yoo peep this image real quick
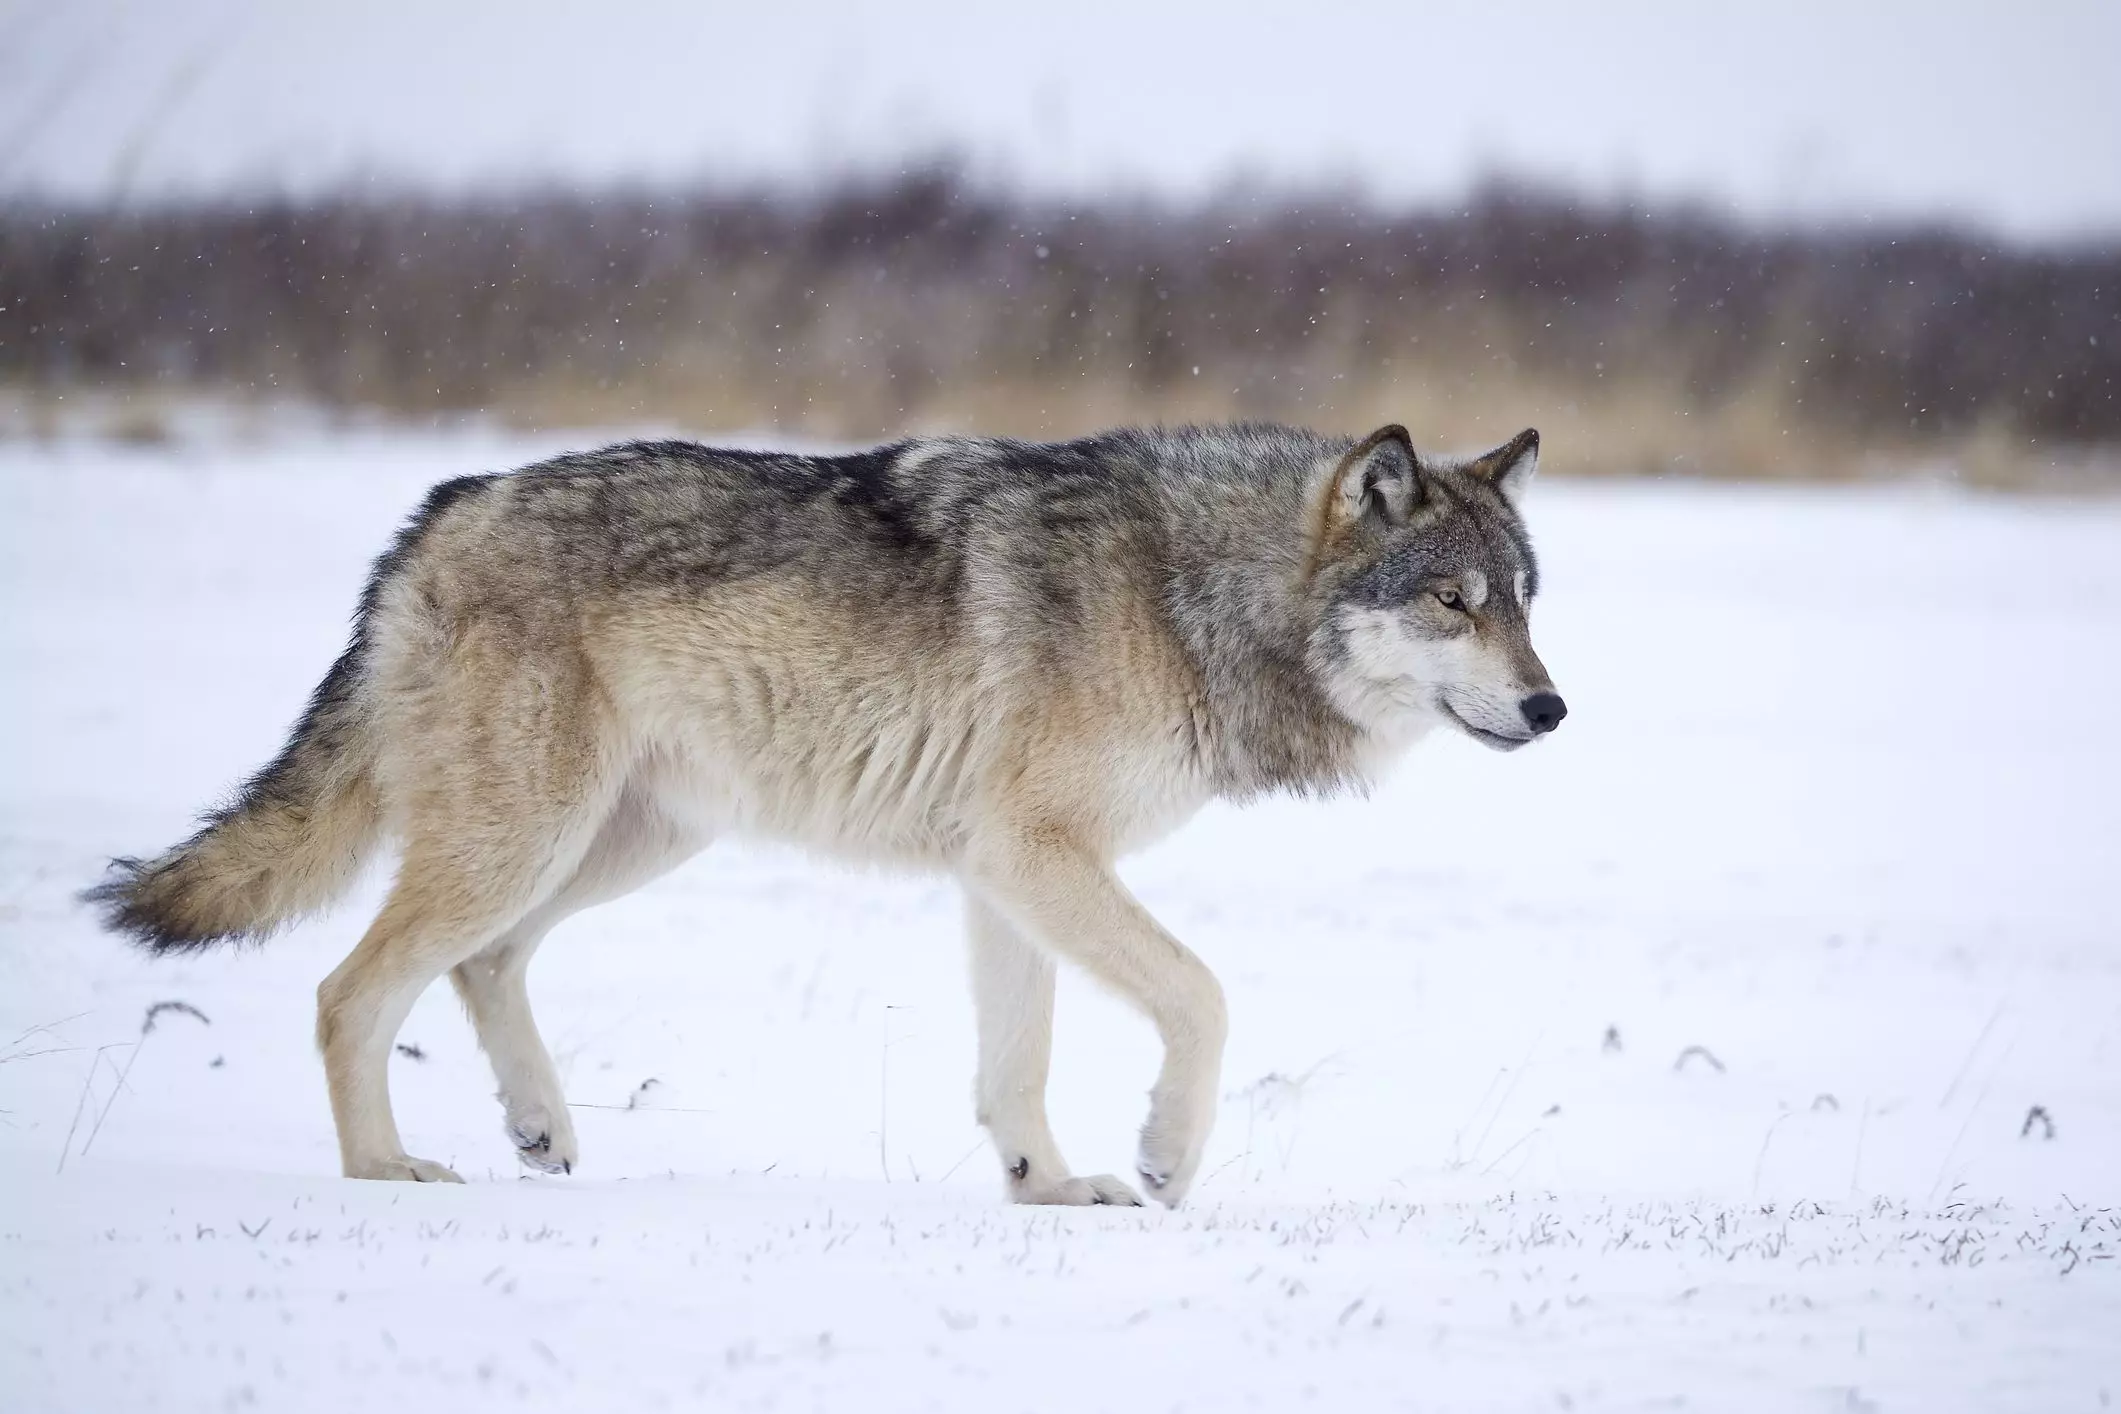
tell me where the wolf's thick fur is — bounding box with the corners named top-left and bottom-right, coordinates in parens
top-left (87, 423), bottom-right (1562, 1201)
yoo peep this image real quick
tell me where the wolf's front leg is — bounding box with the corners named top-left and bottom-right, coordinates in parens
top-left (966, 834), bottom-right (1227, 1207)
top-left (965, 894), bottom-right (1144, 1206)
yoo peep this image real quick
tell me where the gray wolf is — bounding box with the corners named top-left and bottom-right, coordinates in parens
top-left (85, 422), bottom-right (1565, 1205)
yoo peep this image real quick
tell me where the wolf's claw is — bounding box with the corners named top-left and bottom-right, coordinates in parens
top-left (507, 1112), bottom-right (577, 1174)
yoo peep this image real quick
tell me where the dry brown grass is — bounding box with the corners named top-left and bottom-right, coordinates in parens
top-left (12, 368), bottom-right (2108, 495)
top-left (6, 176), bottom-right (2115, 489)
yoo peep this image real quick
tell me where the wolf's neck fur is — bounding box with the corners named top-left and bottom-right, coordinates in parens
top-left (1149, 438), bottom-right (1368, 802)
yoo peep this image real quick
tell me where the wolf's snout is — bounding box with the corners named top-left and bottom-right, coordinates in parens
top-left (1520, 692), bottom-right (1567, 735)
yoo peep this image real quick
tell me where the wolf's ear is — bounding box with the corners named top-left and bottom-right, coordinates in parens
top-left (1333, 424), bottom-right (1421, 527)
top-left (1467, 428), bottom-right (1539, 506)
top-left (1302, 425), bottom-right (1421, 580)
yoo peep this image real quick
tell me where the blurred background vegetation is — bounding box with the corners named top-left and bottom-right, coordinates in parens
top-left (7, 174), bottom-right (2117, 485)
top-left (4, 2), bottom-right (2118, 486)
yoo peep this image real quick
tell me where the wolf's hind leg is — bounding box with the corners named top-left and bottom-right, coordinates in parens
top-left (317, 724), bottom-right (623, 1181)
top-left (966, 894), bottom-right (1143, 1206)
top-left (450, 936), bottom-right (572, 1175)
top-left (967, 833), bottom-right (1227, 1208)
top-left (318, 835), bottom-right (583, 1183)
top-left (453, 784), bottom-right (706, 1174)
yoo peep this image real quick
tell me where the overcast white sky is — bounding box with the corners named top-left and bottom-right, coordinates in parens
top-left (4, 0), bottom-right (2118, 241)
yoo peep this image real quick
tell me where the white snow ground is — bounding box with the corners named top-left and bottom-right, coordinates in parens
top-left (2, 430), bottom-right (2117, 1412)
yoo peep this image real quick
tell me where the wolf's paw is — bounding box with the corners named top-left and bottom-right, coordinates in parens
top-left (1013, 1172), bottom-right (1145, 1207)
top-left (1137, 1118), bottom-right (1208, 1208)
top-left (506, 1106), bottom-right (578, 1175)
top-left (1135, 1161), bottom-right (1181, 1206)
top-left (349, 1155), bottom-right (464, 1183)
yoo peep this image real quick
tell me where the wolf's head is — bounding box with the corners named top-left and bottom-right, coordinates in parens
top-left (1304, 425), bottom-right (1564, 752)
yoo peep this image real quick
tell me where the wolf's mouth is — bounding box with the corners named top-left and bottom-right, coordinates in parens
top-left (1439, 701), bottom-right (1533, 753)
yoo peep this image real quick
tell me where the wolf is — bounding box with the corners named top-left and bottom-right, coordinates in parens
top-left (86, 422), bottom-right (1565, 1205)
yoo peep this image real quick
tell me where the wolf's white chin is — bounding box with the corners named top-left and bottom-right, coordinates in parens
top-left (1438, 701), bottom-right (1533, 752)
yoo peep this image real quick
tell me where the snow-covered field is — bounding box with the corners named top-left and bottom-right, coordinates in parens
top-left (3, 430), bottom-right (2117, 1411)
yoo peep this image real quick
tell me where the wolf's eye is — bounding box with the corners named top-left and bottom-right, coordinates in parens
top-left (1435, 588), bottom-right (1467, 612)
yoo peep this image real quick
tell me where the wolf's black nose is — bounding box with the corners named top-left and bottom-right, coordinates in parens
top-left (1520, 692), bottom-right (1567, 734)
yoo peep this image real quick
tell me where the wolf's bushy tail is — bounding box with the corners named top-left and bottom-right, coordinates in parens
top-left (85, 640), bottom-right (385, 953)
top-left (84, 471), bottom-right (504, 953)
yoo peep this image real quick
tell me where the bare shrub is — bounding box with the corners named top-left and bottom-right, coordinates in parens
top-left (4, 173), bottom-right (2114, 482)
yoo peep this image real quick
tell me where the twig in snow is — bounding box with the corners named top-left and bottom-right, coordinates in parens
top-left (394, 1042), bottom-right (426, 1061)
top-left (1480, 1125), bottom-right (1546, 1178)
top-left (3, 1012), bottom-right (91, 1062)
top-left (1447, 1067), bottom-right (1508, 1169)
top-left (0, 1044), bottom-right (85, 1065)
top-left (936, 1138), bottom-right (986, 1185)
top-left (1849, 1098), bottom-right (1871, 1198)
top-left (1928, 1034), bottom-right (2018, 1203)
top-left (1464, 1028), bottom-right (1546, 1169)
top-left (1939, 1002), bottom-right (2005, 1110)
top-left (141, 1001), bottom-right (209, 1034)
top-left (56, 1043), bottom-right (130, 1174)
top-left (1752, 1111), bottom-right (1798, 1196)
top-left (2020, 1105), bottom-right (2055, 1140)
top-left (1674, 1045), bottom-right (1725, 1074)
top-left (1194, 1149), bottom-right (1250, 1193)
top-left (79, 1001), bottom-right (210, 1160)
top-left (1233, 1057), bottom-right (1338, 1173)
